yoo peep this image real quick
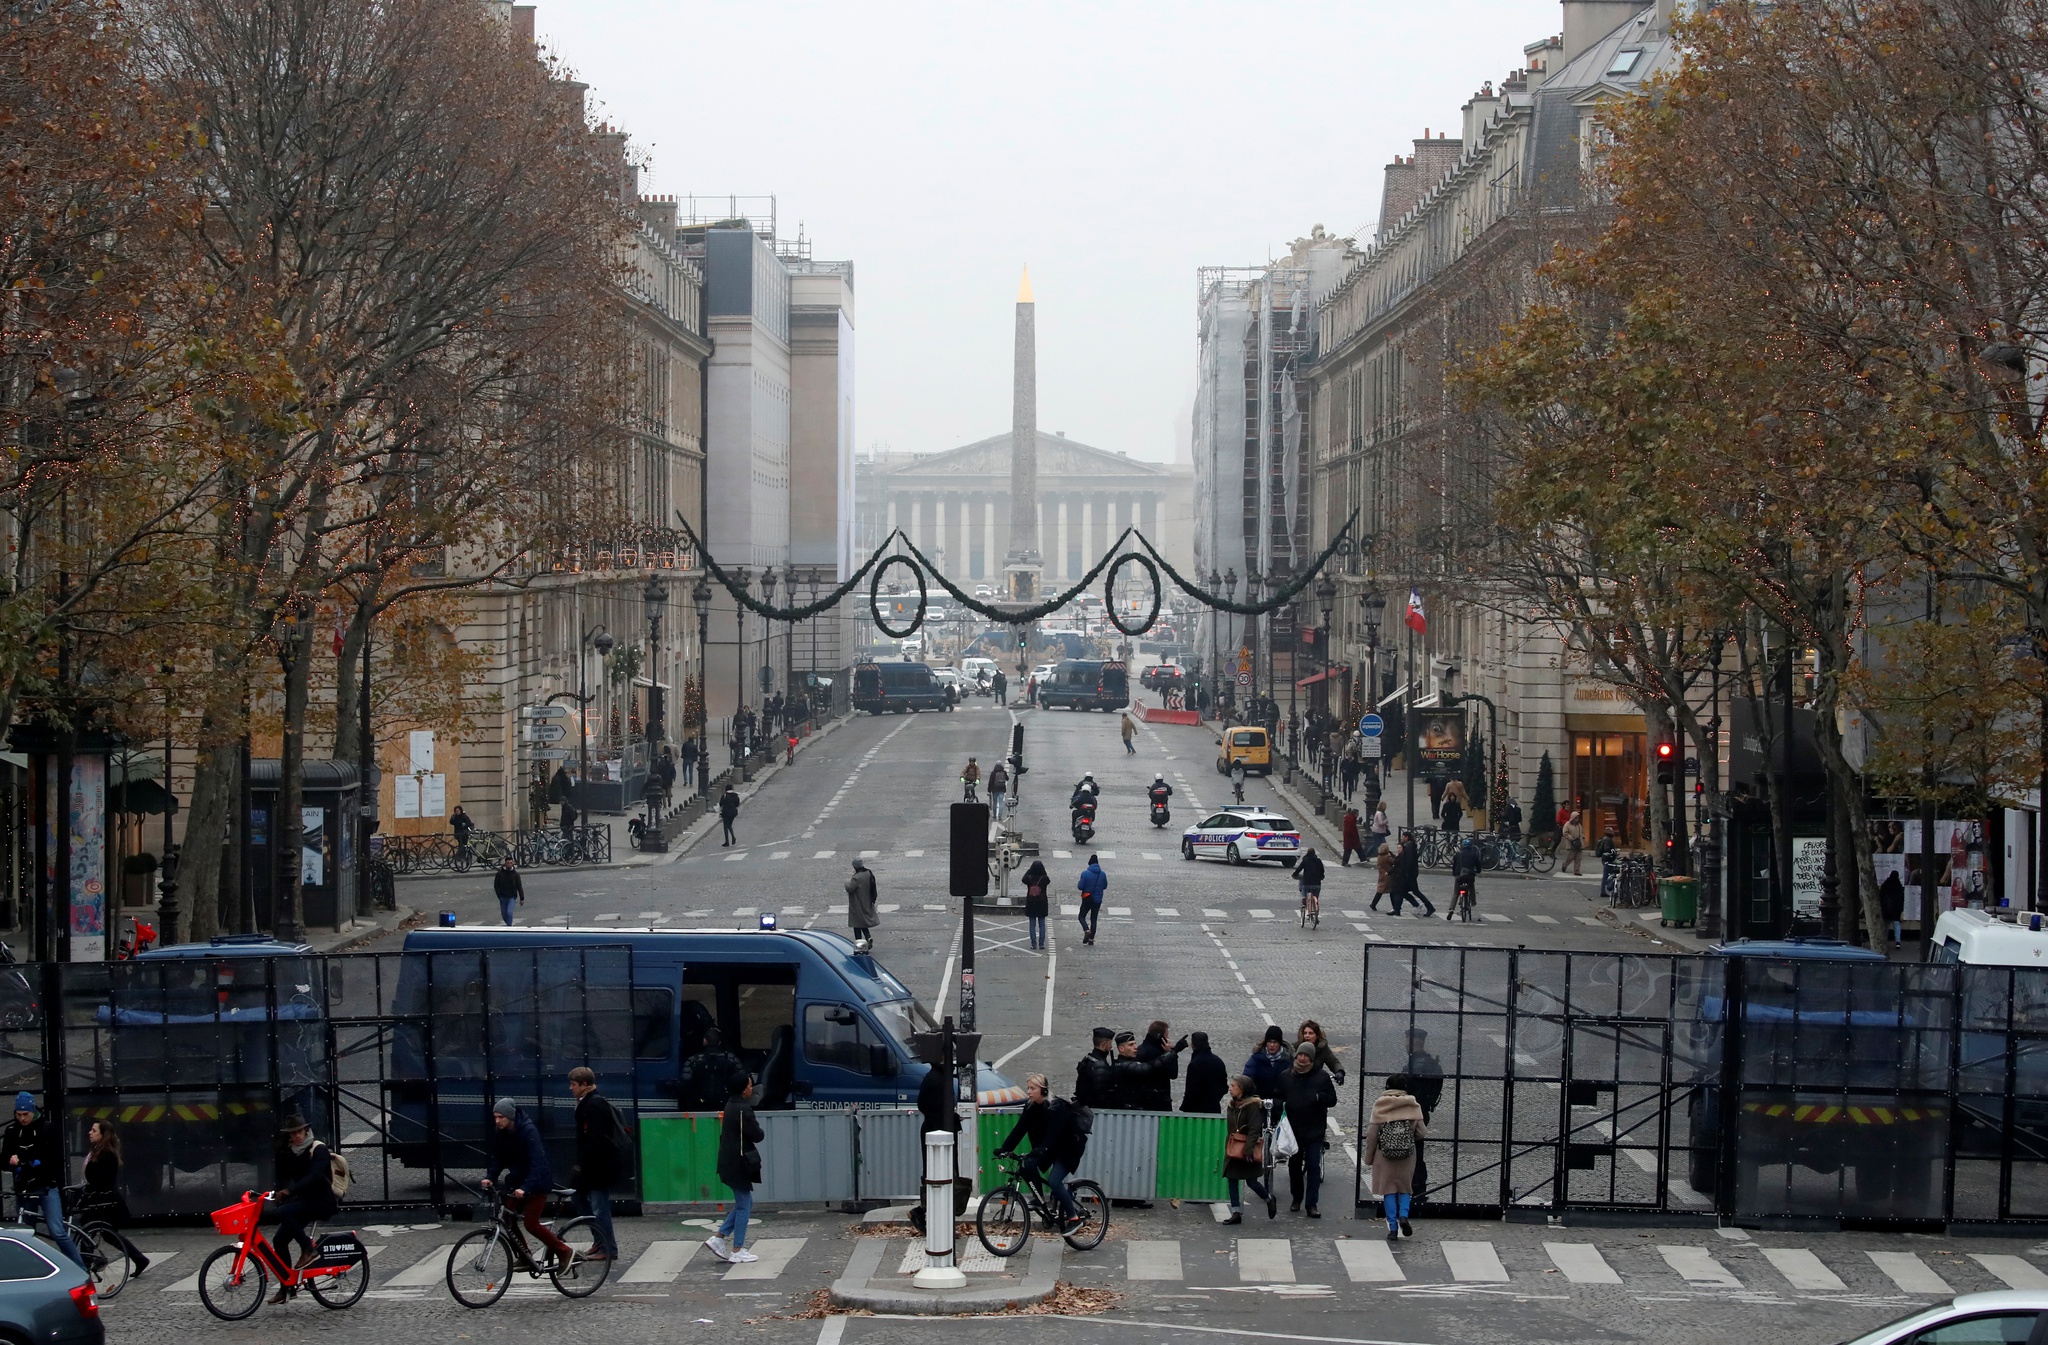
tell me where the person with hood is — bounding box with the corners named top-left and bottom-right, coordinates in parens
top-left (1075, 854), bottom-right (1108, 946)
top-left (719, 783), bottom-right (742, 847)
top-left (1366, 1080), bottom-right (1428, 1240)
top-left (1103, 1031), bottom-right (1173, 1110)
top-left (994, 1074), bottom-right (1086, 1231)
top-left (1134, 1021), bottom-right (1187, 1110)
top-left (2, 1092), bottom-right (80, 1270)
top-left (707, 1073), bottom-right (763, 1263)
top-left (1073, 1027), bottom-right (1115, 1107)
top-left (487, 1098), bottom-right (573, 1269)
top-left (1221, 1075), bottom-right (1276, 1224)
top-left (1295, 847), bottom-right (1326, 926)
top-left (1880, 867), bottom-right (1906, 948)
top-left (1341, 808), bottom-right (1367, 867)
top-left (1241, 1025), bottom-right (1292, 1106)
top-left (493, 857), bottom-right (525, 926)
top-left (1179, 1032), bottom-right (1229, 1114)
top-left (1020, 857), bottom-right (1051, 949)
top-left (845, 859), bottom-right (881, 951)
top-left (1274, 1044), bottom-right (1338, 1217)
top-left (1440, 787), bottom-right (1464, 834)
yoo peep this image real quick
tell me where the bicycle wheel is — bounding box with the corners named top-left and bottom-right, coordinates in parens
top-left (445, 1227), bottom-right (513, 1308)
top-left (76, 1224), bottom-right (128, 1301)
top-left (1530, 845), bottom-right (1556, 875)
top-left (550, 1216), bottom-right (610, 1298)
top-left (198, 1244), bottom-right (268, 1321)
top-left (1062, 1181), bottom-right (1109, 1251)
top-left (975, 1185), bottom-right (1031, 1257)
top-left (452, 847), bottom-right (472, 874)
top-left (309, 1250), bottom-right (370, 1309)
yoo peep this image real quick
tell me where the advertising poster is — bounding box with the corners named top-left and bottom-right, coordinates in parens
top-left (1416, 707), bottom-right (1467, 781)
top-left (301, 806), bottom-right (326, 887)
top-left (1791, 835), bottom-right (1828, 920)
top-left (67, 757), bottom-right (106, 962)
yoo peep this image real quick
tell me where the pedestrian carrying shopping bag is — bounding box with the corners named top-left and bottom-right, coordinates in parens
top-left (1271, 1115), bottom-right (1300, 1162)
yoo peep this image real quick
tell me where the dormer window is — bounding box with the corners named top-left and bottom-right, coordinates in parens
top-left (1607, 48), bottom-right (1642, 76)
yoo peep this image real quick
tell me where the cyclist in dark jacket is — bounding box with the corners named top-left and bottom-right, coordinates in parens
top-left (486, 1100), bottom-right (572, 1267)
top-left (995, 1074), bottom-right (1085, 1228)
top-left (1451, 837), bottom-right (1482, 918)
top-left (265, 1111), bottom-right (339, 1296)
top-left (3, 1093), bottom-right (80, 1270)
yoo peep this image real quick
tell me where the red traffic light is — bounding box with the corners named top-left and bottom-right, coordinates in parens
top-left (1656, 741), bottom-right (1675, 760)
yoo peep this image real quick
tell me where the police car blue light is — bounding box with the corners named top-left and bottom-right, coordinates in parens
top-left (1179, 809), bottom-right (1302, 867)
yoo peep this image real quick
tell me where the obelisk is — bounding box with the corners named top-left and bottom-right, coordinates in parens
top-left (1004, 266), bottom-right (1041, 600)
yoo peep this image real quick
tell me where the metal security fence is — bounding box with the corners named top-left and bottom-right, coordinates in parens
top-left (1356, 944), bottom-right (2048, 1228)
top-left (378, 827), bottom-right (613, 874)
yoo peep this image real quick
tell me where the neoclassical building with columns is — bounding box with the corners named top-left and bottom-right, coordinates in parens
top-left (855, 431), bottom-right (1193, 587)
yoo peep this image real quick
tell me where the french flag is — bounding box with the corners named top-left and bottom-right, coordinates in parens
top-left (1406, 589), bottom-right (1428, 634)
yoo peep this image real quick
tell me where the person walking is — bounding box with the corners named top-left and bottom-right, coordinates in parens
top-left (707, 1072), bottom-right (763, 1263)
top-left (1341, 808), bottom-right (1367, 867)
top-left (1135, 1021), bottom-right (1187, 1110)
top-left (1439, 786), bottom-right (1464, 835)
top-left (1075, 854), bottom-right (1108, 946)
top-left (1222, 1075), bottom-right (1277, 1224)
top-left (679, 737), bottom-right (699, 789)
top-left (993, 669), bottom-right (1008, 705)
top-left (1402, 1030), bottom-right (1445, 1201)
top-left (1366, 1082), bottom-right (1427, 1241)
top-left (77, 1120), bottom-right (147, 1278)
top-left (988, 760), bottom-right (1009, 821)
top-left (1180, 1032), bottom-right (1229, 1114)
top-left (487, 1099), bottom-right (574, 1273)
top-left (568, 1067), bottom-right (625, 1263)
top-left (1120, 711), bottom-right (1137, 755)
top-left (1242, 1025), bottom-right (1291, 1107)
top-left (1371, 805), bottom-right (1390, 854)
top-left (844, 859), bottom-right (882, 951)
top-left (1880, 867), bottom-right (1906, 949)
top-left (1020, 857), bottom-right (1051, 950)
top-left (1393, 831), bottom-right (1435, 916)
top-left (1562, 809), bottom-right (1585, 876)
top-left (993, 1074), bottom-right (1086, 1232)
top-left (1371, 840), bottom-right (1397, 913)
top-left (493, 857), bottom-right (524, 926)
top-left (1275, 1045), bottom-right (1338, 1217)
top-left (2, 1093), bottom-right (81, 1270)
top-left (719, 783), bottom-right (742, 847)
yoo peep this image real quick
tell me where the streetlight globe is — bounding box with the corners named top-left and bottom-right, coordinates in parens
top-left (593, 630), bottom-right (615, 656)
top-left (692, 576), bottom-right (713, 623)
top-left (644, 575), bottom-right (668, 619)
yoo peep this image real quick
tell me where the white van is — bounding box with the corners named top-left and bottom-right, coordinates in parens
top-left (1928, 907), bottom-right (2048, 966)
top-left (960, 656), bottom-right (998, 683)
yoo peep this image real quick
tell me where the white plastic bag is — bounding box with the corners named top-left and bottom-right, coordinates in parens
top-left (1271, 1116), bottom-right (1300, 1162)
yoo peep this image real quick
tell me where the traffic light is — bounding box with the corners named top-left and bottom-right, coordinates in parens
top-left (1017, 627), bottom-right (1028, 650)
top-left (1655, 739), bottom-right (1676, 786)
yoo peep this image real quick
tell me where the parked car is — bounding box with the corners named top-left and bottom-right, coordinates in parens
top-left (0, 1225), bottom-right (103, 1343)
top-left (1837, 1290), bottom-right (2048, 1345)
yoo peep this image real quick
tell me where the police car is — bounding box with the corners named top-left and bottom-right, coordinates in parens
top-left (1180, 808), bottom-right (1301, 867)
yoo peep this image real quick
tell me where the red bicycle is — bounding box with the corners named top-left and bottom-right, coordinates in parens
top-left (197, 1191), bottom-right (370, 1320)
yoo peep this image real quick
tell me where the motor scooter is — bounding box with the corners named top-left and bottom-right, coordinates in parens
top-left (1071, 800), bottom-right (1096, 844)
top-left (1148, 792), bottom-right (1171, 828)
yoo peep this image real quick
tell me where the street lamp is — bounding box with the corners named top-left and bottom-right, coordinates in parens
top-left (692, 575), bottom-right (713, 799)
top-left (272, 603), bottom-right (309, 942)
top-left (1315, 572), bottom-right (1338, 789)
top-left (1206, 569), bottom-right (1222, 721)
top-left (644, 576), bottom-right (668, 742)
top-left (730, 567), bottom-right (751, 764)
top-left (578, 622), bottom-right (613, 831)
top-left (759, 567), bottom-right (780, 712)
top-left (1361, 587), bottom-right (1387, 832)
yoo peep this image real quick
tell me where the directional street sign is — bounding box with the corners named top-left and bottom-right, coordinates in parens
top-left (528, 747), bottom-right (570, 761)
top-left (1359, 713), bottom-right (1385, 738)
top-left (525, 723), bottom-right (567, 744)
top-left (519, 705), bottom-right (570, 720)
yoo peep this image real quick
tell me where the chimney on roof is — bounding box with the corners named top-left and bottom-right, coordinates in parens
top-left (1377, 154), bottom-right (1420, 241)
top-left (1463, 82), bottom-right (1502, 143)
top-left (640, 195), bottom-right (678, 234)
top-left (1560, 1), bottom-right (1646, 70)
top-left (512, 3), bottom-right (534, 47)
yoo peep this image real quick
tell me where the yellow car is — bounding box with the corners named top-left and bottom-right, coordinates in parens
top-left (1217, 727), bottom-right (1272, 776)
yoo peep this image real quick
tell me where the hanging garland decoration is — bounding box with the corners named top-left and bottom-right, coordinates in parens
top-left (870, 555), bottom-right (927, 639)
top-left (672, 512), bottom-right (902, 620)
top-left (1132, 510), bottom-right (1362, 615)
top-left (1104, 552), bottom-right (1162, 636)
top-left (893, 528), bottom-right (1141, 625)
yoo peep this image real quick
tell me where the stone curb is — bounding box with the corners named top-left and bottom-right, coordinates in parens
top-left (828, 1231), bottom-right (1062, 1314)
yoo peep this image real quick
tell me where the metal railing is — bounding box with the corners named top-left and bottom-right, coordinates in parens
top-left (377, 828), bottom-right (613, 874)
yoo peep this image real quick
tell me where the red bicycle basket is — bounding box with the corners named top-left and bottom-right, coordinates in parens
top-left (210, 1195), bottom-right (262, 1239)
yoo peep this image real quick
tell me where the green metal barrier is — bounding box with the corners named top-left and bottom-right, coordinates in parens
top-left (1156, 1114), bottom-right (1228, 1201)
top-left (639, 1114), bottom-right (729, 1202)
top-left (979, 1108), bottom-right (1024, 1187)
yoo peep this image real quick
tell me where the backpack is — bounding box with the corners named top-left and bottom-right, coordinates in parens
top-left (328, 1147), bottom-right (352, 1199)
top-left (1070, 1103), bottom-right (1095, 1137)
top-left (605, 1099), bottom-right (636, 1177)
top-left (1377, 1118), bottom-right (1416, 1162)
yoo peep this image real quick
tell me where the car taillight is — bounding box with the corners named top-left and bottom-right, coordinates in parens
top-left (70, 1283), bottom-right (97, 1319)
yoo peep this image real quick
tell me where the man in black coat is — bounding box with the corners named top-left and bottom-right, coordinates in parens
top-left (911, 1058), bottom-right (961, 1232)
top-left (1403, 1028), bottom-right (1445, 1201)
top-left (719, 785), bottom-right (741, 846)
top-left (569, 1067), bottom-right (624, 1261)
top-left (1274, 1045), bottom-right (1339, 1217)
top-left (1179, 1032), bottom-right (1229, 1114)
top-left (1392, 831), bottom-right (1434, 916)
top-left (1134, 1022), bottom-right (1186, 1111)
top-left (1073, 1027), bottom-right (1115, 1107)
top-left (267, 1111), bottom-right (341, 1293)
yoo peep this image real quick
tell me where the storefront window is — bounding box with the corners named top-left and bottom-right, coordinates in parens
top-left (1571, 732), bottom-right (1646, 848)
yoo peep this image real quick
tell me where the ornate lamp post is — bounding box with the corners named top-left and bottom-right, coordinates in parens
top-left (1315, 572), bottom-right (1338, 790)
top-left (692, 575), bottom-right (713, 799)
top-left (1361, 587), bottom-right (1387, 828)
top-left (644, 576), bottom-right (668, 742)
top-left (759, 567), bottom-right (780, 712)
top-left (272, 603), bottom-right (309, 942)
top-left (577, 623), bottom-right (614, 831)
top-left (730, 567), bottom-right (751, 764)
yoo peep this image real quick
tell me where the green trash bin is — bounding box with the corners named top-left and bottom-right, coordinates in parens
top-left (1658, 876), bottom-right (1698, 927)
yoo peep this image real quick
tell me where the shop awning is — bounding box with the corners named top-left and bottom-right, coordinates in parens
top-left (1295, 664), bottom-right (1351, 690)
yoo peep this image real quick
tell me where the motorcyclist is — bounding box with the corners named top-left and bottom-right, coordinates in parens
top-left (1070, 773), bottom-right (1100, 822)
top-left (962, 756), bottom-right (982, 802)
top-left (1147, 774), bottom-right (1173, 804)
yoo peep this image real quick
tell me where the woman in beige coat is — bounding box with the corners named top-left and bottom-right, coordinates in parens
top-left (1365, 1083), bottom-right (1427, 1241)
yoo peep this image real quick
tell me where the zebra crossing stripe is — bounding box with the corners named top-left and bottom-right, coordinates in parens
top-left (1442, 1240), bottom-right (1509, 1282)
top-left (1973, 1254), bottom-right (2048, 1290)
top-left (1545, 1242), bottom-right (1619, 1284)
top-left (1236, 1238), bottom-right (1294, 1282)
top-left (1127, 1240), bottom-right (1182, 1280)
top-left (726, 1237), bottom-right (806, 1281)
top-left (621, 1240), bottom-right (698, 1283)
top-left (1763, 1247), bottom-right (1845, 1291)
top-left (1659, 1246), bottom-right (1740, 1287)
top-left (387, 1245), bottom-right (456, 1288)
top-left (1335, 1240), bottom-right (1403, 1283)
top-left (1869, 1251), bottom-right (1951, 1294)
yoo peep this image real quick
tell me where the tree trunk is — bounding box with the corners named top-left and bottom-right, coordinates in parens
top-left (178, 739), bottom-right (234, 943)
top-left (332, 589), bottom-right (374, 763)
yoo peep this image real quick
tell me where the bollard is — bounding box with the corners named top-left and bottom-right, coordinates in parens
top-left (912, 1129), bottom-right (966, 1289)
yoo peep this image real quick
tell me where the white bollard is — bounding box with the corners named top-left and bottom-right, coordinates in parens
top-left (912, 1129), bottom-right (966, 1289)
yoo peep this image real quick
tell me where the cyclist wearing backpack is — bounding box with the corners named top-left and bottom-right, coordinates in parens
top-left (1366, 1080), bottom-right (1428, 1243)
top-left (264, 1111), bottom-right (341, 1300)
top-left (993, 1074), bottom-right (1088, 1233)
top-left (569, 1067), bottom-right (628, 1262)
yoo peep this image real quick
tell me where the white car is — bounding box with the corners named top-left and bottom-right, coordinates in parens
top-left (1180, 809), bottom-right (1301, 867)
top-left (931, 667), bottom-right (965, 689)
top-left (1839, 1291), bottom-right (2048, 1345)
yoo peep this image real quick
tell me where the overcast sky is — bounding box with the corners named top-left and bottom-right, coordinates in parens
top-left (538, 0), bottom-right (1555, 464)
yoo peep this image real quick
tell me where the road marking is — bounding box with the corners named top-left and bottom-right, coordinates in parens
top-left (1659, 1245), bottom-right (1740, 1287)
top-left (734, 906), bottom-right (757, 917)
top-left (771, 851), bottom-right (790, 860)
top-left (1156, 907), bottom-right (1181, 916)
top-left (1249, 909), bottom-right (1274, 919)
top-left (594, 913), bottom-right (620, 922)
top-left (905, 849), bottom-right (925, 858)
top-left (1143, 852), bottom-right (1163, 861)
top-left (1545, 1242), bottom-right (1619, 1284)
top-left (1869, 1251), bottom-right (1951, 1294)
top-left (1762, 1248), bottom-right (1845, 1291)
top-left (1528, 915), bottom-right (1559, 924)
top-left (387, 1245), bottom-right (456, 1287)
top-left (638, 911), bottom-right (661, 919)
top-left (860, 850), bottom-right (880, 858)
top-left (1343, 910), bottom-right (1368, 919)
top-left (1575, 916), bottom-right (1603, 926)
top-left (1443, 1241), bottom-right (1509, 1282)
top-left (724, 852), bottom-right (749, 862)
top-left (1481, 913), bottom-right (1510, 922)
top-left (1054, 849), bottom-right (1073, 859)
top-left (726, 1237), bottom-right (805, 1280)
top-left (1336, 1240), bottom-right (1404, 1282)
top-left (1108, 906), bottom-right (1131, 916)
top-left (1099, 851), bottom-right (1117, 858)
top-left (814, 850), bottom-right (836, 858)
top-left (923, 903), bottom-right (947, 911)
top-left (622, 1240), bottom-right (699, 1283)
top-left (1061, 903), bottom-right (1079, 915)
top-left (1973, 1254), bottom-right (2048, 1289)
top-left (1128, 1240), bottom-right (1183, 1280)
top-left (879, 904), bottom-right (901, 912)
top-left (1236, 1238), bottom-right (1294, 1282)
top-left (1204, 908), bottom-right (1229, 918)
top-left (897, 1240), bottom-right (1005, 1274)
